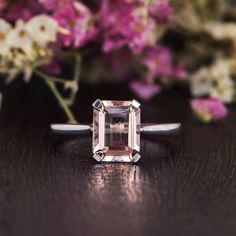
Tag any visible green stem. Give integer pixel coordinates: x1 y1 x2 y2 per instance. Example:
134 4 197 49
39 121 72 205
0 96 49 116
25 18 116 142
35 70 77 123
35 70 68 84
68 53 81 105
44 76 68 84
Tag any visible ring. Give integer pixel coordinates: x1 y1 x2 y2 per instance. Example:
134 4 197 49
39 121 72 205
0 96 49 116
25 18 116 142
51 99 181 163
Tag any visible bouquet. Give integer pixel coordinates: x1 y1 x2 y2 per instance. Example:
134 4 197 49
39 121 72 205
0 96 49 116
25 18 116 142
0 0 235 124
0 0 188 123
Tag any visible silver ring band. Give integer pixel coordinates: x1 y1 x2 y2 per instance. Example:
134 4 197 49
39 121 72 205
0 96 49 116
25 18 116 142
50 123 181 135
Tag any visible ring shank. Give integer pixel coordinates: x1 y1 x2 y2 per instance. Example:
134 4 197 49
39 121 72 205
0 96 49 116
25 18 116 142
140 123 181 135
51 123 181 135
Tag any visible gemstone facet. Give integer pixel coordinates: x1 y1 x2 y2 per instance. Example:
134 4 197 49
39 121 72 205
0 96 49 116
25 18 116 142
93 100 141 163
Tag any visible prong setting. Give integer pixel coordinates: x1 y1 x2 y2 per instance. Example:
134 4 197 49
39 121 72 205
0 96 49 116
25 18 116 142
132 153 141 163
92 99 104 111
93 152 104 162
131 99 141 109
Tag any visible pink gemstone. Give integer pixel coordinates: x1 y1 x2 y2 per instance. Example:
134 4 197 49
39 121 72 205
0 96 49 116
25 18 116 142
92 100 141 163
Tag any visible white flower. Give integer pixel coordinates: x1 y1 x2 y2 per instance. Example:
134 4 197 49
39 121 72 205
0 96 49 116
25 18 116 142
190 59 235 104
209 60 234 103
26 14 58 46
5 68 21 83
190 67 212 96
23 65 34 82
210 76 234 104
204 22 236 41
0 17 56 83
210 59 231 78
0 19 12 56
6 20 35 58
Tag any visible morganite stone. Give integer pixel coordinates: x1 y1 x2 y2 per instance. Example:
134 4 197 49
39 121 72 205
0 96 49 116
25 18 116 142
92 100 141 163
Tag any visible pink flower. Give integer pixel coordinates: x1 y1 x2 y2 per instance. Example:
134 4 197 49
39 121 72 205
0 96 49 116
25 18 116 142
1 0 43 21
52 1 97 48
100 0 155 54
191 98 228 123
148 0 173 24
130 81 161 101
143 46 187 82
0 0 7 11
38 0 57 10
174 64 188 80
143 46 173 82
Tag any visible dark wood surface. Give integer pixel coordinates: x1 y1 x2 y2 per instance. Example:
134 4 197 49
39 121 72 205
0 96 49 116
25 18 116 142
0 80 236 236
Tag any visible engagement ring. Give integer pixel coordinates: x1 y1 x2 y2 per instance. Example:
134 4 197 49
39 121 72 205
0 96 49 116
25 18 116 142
51 99 181 163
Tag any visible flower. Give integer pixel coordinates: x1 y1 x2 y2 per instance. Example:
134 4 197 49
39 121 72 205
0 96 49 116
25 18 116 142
190 59 235 104
174 64 188 80
204 22 236 42
0 19 12 56
53 1 97 48
6 20 35 59
143 45 186 82
1 0 43 21
129 45 187 101
148 0 173 24
0 0 6 11
209 60 234 103
210 77 234 104
0 17 57 82
38 0 57 10
26 14 58 46
190 67 212 97
130 80 161 100
100 0 156 53
143 46 173 81
191 98 228 123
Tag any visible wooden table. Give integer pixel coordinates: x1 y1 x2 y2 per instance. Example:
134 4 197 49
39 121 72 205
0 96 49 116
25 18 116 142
0 80 236 236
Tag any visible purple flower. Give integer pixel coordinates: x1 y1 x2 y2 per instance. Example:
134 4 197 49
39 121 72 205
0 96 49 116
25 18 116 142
191 98 228 123
174 64 188 80
100 0 155 54
148 0 173 24
52 1 97 48
130 81 161 101
143 46 173 82
143 46 187 82
0 0 7 11
130 45 187 101
1 0 43 21
38 0 58 10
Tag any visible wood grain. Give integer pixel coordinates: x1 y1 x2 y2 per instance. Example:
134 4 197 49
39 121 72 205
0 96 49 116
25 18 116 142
0 80 236 236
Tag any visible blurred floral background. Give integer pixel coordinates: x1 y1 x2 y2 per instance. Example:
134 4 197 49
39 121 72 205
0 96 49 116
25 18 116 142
0 0 235 123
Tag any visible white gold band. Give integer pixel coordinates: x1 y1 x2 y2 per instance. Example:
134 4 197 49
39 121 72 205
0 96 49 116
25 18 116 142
50 123 181 135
